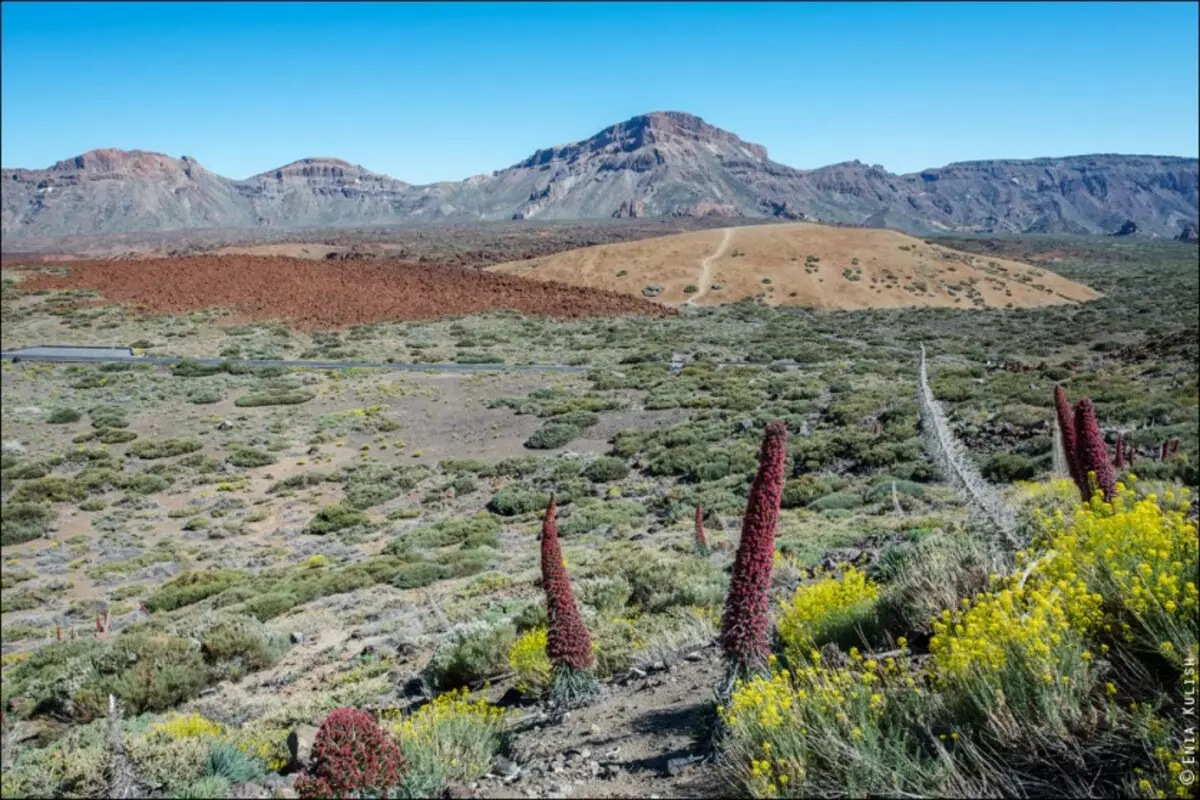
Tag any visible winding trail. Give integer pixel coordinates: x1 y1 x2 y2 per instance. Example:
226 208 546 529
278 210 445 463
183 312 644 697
684 228 735 306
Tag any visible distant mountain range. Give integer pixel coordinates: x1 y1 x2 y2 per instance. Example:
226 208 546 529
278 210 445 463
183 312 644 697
3 111 1197 239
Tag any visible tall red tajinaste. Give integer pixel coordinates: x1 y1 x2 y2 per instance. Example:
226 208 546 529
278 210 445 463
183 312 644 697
1161 441 1170 461
1172 438 1182 456
540 496 594 671
694 504 710 553
1115 432 1124 469
1073 398 1115 502
720 420 789 671
1054 386 1080 487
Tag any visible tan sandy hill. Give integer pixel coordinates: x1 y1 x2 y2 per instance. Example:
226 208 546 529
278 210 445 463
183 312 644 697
487 222 1102 309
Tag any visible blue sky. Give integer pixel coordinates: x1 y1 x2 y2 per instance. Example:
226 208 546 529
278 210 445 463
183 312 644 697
2 1 1196 183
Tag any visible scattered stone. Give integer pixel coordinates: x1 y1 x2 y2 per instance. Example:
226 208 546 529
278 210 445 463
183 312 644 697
289 632 305 645
286 723 319 768
491 755 521 781
217 420 234 431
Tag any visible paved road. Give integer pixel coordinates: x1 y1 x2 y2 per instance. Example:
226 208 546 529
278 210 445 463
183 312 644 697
0 349 590 374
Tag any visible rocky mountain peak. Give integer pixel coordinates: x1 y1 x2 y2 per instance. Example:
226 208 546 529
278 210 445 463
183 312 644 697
252 157 405 186
46 148 195 177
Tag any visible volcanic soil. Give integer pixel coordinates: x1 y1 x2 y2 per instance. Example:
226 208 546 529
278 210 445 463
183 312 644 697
13 255 674 329
488 222 1103 309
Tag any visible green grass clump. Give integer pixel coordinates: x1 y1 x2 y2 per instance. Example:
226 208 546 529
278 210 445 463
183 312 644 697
146 569 250 612
46 408 82 424
0 503 54 546
234 390 315 407
308 503 370 534
388 513 500 551
128 438 203 460
582 456 630 483
226 448 275 469
809 491 865 512
524 422 581 450
487 486 550 516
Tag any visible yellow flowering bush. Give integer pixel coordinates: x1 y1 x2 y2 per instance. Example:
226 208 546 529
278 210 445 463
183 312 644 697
777 567 879 665
382 688 507 797
508 627 552 695
718 649 938 798
223 724 292 772
150 712 224 739
1036 480 1197 667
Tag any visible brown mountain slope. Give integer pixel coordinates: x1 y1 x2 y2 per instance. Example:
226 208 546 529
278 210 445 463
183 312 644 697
487 223 1102 310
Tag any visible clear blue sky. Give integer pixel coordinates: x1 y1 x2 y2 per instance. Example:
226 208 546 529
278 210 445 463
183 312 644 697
2 1 1197 183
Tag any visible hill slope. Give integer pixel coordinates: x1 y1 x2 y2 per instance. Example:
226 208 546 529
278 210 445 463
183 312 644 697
488 223 1103 309
3 112 1197 238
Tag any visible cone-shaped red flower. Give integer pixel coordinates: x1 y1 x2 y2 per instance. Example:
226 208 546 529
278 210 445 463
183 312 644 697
295 707 407 800
540 496 594 671
1115 432 1124 469
1073 398 1115 502
1127 442 1135 466
1162 441 1170 461
720 420 789 671
1054 386 1080 487
1172 439 1181 456
694 504 710 554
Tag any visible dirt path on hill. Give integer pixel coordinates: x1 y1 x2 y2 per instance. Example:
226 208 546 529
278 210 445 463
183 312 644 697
684 228 734 306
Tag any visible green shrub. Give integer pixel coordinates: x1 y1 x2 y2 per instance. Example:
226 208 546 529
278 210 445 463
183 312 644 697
128 438 203 460
308 503 370 534
547 410 600 429
524 422 581 450
982 452 1041 482
124 472 172 495
46 408 82 424
389 514 500 551
10 476 86 504
6 460 51 480
227 448 275 468
559 499 647 537
89 405 129 429
1 502 54 545
487 487 550 516
423 620 516 691
391 561 451 589
98 428 139 444
147 570 249 612
781 475 849 509
234 390 315 408
809 491 865 512
186 388 223 405
582 457 630 483
268 471 329 493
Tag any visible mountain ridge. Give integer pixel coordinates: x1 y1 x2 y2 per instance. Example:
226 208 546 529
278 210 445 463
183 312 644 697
3 112 1197 239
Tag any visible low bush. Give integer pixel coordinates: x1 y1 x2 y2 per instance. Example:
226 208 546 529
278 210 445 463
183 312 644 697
46 407 81 424
308 503 370 535
488 486 550 516
235 390 315 408
128 437 203 460
0 502 54 545
524 422 581 450
227 448 276 469
423 619 517 691
582 456 630 483
146 569 250 612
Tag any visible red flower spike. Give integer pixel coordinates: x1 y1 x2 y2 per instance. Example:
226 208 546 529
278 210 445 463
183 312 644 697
694 504 710 553
1073 398 1115 502
1172 438 1181 456
295 707 407 800
720 420 789 671
1054 386 1080 487
1161 441 1170 461
540 496 595 671
1115 432 1124 469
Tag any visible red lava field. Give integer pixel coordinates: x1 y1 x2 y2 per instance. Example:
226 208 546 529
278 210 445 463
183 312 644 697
13 255 675 329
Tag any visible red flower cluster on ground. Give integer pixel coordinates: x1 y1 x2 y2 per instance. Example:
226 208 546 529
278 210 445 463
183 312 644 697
1054 386 1080 485
720 420 789 671
540 497 595 671
1073 398 1116 502
295 708 407 800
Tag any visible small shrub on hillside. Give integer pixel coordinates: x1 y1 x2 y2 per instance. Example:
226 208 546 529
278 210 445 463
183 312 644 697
777 567 880 664
146 569 249 612
983 452 1041 482
308 503 370 534
235 390 315 408
128 437 203 460
1 502 55 545
487 486 550 516
548 409 600 429
10 476 86 504
381 688 506 798
98 428 139 444
46 407 82 424
582 456 630 483
423 619 517 691
525 422 582 450
809 491 864 512
227 448 275 468
89 405 130 429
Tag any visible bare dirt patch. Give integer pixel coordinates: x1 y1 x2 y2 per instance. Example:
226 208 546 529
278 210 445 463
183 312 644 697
490 222 1103 310
14 255 675 329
